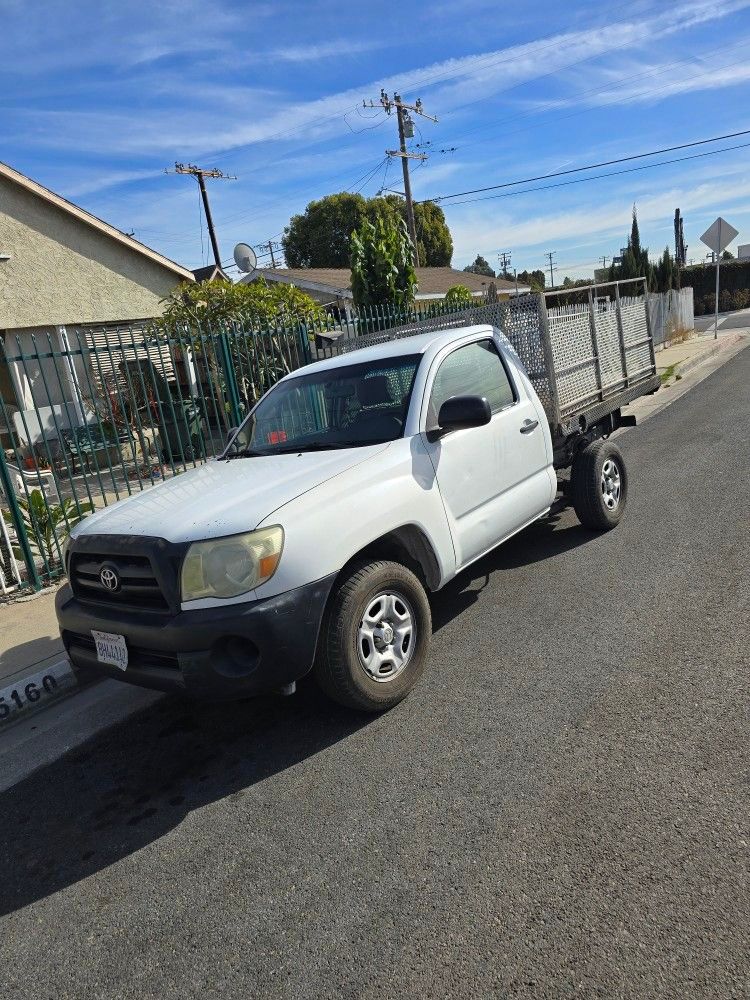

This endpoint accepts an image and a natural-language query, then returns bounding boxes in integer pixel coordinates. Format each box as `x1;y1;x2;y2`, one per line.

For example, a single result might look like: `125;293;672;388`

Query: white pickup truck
57;312;658;711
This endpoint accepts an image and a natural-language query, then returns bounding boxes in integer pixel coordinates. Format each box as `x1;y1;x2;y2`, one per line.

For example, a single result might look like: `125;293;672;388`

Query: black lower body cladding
56;574;337;701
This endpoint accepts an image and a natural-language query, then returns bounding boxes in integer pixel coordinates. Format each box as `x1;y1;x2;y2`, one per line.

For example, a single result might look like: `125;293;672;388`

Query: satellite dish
233;242;258;275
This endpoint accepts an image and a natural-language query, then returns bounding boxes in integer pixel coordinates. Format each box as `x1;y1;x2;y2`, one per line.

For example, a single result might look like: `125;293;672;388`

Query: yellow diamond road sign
700;217;739;255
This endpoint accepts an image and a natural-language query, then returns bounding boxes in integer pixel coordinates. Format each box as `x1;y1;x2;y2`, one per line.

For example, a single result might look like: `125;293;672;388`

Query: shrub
444;284;474;307
719;288;733;312
730;288;749;310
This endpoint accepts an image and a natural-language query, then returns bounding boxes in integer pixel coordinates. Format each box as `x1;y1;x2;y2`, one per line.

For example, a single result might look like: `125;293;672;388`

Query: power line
420;130;750;205
430;139;750;208
166;163;236;268
498;250;512;276
425;128;750;204
544;251;557;290
366;90;438;265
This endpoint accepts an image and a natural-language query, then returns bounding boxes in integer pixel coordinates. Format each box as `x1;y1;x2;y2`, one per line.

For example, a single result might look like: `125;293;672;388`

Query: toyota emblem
99;566;120;592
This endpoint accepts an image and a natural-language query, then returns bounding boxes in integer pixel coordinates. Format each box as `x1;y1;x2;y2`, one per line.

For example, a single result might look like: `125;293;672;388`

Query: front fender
253;438;455;599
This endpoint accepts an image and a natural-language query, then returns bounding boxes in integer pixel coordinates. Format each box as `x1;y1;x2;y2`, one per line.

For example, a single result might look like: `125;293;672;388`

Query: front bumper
56;574;337;700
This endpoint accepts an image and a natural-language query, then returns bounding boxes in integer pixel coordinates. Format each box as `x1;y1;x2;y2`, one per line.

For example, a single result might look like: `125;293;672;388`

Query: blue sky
2;0;750;280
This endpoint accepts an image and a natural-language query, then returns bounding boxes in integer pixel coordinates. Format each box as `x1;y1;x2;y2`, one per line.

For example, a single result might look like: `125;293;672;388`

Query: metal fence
0;300;484;594
647;287;694;347
0;284;653;595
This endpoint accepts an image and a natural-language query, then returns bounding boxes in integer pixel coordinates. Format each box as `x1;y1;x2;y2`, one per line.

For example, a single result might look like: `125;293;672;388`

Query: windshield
226;354;422;456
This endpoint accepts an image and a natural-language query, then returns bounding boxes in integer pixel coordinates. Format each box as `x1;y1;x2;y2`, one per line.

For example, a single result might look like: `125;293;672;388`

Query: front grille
70;552;169;611
63;631;180;671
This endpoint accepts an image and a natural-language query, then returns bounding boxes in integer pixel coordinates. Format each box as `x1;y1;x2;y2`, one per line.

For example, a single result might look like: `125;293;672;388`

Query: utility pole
167;163;236;269
498;250;512;277
599;255;609;269
256;240;282;268
366;90;437;266
544;251;557;290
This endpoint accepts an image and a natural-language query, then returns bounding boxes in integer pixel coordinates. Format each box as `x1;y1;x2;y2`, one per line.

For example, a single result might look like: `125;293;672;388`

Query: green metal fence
0;298;485;594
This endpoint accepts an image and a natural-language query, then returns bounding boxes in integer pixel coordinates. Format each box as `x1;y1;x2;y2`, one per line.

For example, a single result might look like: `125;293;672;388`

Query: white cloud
7;0;748;160
446;167;750;268
269;40;384;62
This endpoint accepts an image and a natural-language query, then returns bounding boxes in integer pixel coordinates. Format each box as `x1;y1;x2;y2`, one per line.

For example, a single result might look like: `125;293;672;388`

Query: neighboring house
241;266;529;308
0;160;193;419
191;264;231;282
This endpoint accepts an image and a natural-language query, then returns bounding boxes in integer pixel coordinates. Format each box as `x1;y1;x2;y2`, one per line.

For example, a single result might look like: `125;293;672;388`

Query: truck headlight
181;527;284;601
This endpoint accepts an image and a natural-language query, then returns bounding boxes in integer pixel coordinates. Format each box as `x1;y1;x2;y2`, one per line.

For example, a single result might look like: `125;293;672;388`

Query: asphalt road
694;307;750;333
1;350;748;1000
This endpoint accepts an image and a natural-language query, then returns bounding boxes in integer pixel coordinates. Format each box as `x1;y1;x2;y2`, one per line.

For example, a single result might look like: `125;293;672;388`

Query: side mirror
433;395;491;437
226;427;238;446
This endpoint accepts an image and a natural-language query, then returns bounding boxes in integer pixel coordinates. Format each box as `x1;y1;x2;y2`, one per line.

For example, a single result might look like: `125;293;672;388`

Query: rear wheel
314;560;432;711
571;439;627;530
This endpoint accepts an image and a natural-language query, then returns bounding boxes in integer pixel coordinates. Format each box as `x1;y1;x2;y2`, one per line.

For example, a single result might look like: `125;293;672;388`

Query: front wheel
571;439;628;530
314;560;432;711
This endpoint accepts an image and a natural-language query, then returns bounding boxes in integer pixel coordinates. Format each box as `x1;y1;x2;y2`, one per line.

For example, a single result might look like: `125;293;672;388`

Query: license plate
91;630;128;671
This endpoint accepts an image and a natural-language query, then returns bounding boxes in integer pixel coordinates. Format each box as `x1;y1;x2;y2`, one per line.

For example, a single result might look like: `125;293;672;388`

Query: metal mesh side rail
333;298;554;417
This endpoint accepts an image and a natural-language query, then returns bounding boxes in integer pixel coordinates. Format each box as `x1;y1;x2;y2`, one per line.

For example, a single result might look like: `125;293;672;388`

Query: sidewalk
654;326;746;385
0;322;747;740
0;586;77;727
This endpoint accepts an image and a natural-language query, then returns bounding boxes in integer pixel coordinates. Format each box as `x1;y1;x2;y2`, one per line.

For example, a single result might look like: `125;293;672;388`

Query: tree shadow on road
0;680;372;916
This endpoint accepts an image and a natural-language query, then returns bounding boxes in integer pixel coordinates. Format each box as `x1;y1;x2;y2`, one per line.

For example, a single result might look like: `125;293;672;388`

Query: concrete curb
0;653;79;733
671;332;743;380
0;679;162;793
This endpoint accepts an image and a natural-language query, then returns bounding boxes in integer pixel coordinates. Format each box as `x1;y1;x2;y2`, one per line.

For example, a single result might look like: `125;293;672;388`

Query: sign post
700;217;739;339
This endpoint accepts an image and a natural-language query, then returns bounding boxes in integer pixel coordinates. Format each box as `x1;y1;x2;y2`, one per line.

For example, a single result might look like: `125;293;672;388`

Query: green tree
152;278;323;333
283;192;370;268
445;284;473;306
655;246;675;293
282;192;453;268
612;205;655;288
413;199;453;266
722;249;734;260
148;280;325;426
516;268;546;291
464;255;496;277
350;217;417;309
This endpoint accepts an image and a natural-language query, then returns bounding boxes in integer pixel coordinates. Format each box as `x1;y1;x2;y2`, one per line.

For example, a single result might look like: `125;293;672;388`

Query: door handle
520;419;539;434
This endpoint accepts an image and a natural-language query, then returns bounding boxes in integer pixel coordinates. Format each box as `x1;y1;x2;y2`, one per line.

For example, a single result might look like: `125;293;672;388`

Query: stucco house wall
0;174;181;330
0;164;193;421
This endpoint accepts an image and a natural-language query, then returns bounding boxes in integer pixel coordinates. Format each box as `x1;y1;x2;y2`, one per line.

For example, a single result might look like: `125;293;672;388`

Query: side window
429;340;515;420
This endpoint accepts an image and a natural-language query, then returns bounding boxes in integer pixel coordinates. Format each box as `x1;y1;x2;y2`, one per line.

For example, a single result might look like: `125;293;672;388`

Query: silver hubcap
601;458;622;510
357;591;416;683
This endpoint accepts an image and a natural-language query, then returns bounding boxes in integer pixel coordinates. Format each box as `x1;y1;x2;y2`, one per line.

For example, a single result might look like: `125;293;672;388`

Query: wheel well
338;527;441;592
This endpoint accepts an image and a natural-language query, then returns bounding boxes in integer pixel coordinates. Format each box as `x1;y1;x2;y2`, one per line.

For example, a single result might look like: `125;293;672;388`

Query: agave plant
2;490;94;570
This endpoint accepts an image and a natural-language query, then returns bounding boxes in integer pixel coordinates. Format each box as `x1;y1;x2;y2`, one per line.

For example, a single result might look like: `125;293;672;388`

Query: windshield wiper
272;441;343;453
224;448;268;460
278;439;393;453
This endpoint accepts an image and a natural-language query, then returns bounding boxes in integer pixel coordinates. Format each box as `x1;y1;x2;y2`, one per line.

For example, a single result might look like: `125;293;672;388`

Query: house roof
192;264;230;282
0;160;194;281
242;266;527;298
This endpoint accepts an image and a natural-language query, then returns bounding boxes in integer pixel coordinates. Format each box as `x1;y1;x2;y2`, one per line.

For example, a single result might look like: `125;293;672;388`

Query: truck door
420;338;551;568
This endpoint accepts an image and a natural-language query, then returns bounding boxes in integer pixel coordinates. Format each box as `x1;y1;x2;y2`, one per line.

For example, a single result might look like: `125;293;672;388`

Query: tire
314;560;432;712
571;439;627;530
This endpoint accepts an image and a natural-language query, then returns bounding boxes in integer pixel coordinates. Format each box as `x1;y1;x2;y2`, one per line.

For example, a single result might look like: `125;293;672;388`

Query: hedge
681;258;750;299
